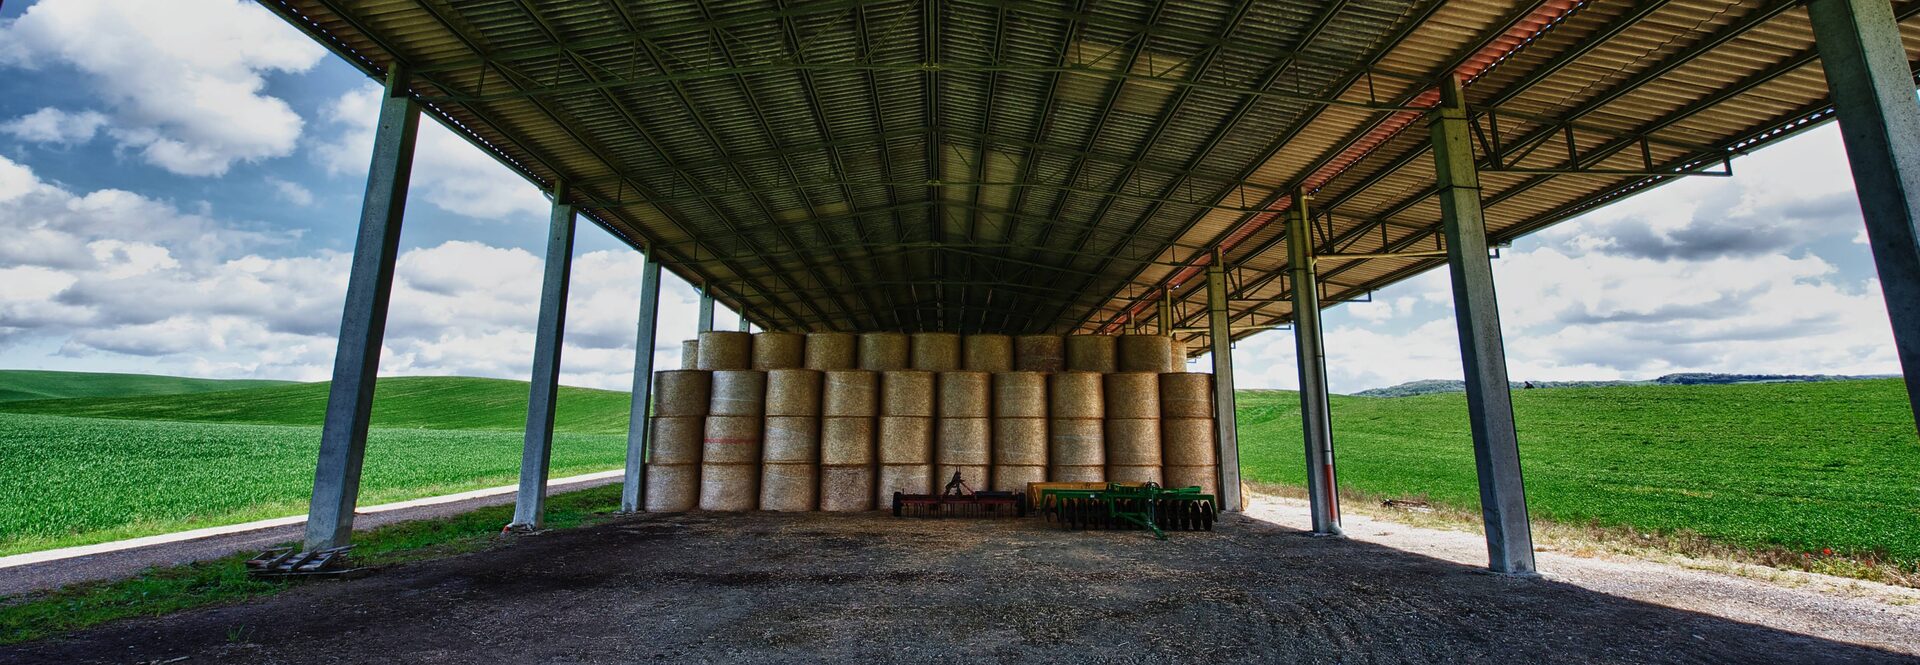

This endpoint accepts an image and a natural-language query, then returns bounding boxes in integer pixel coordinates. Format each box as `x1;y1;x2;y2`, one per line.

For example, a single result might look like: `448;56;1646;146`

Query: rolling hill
0;370;292;403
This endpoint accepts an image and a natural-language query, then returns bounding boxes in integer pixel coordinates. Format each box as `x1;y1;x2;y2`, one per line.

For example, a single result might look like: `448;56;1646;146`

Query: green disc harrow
1040;483;1217;540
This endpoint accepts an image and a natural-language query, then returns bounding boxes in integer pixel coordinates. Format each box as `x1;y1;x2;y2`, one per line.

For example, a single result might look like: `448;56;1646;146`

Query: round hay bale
820;416;875;465
910;332;962;371
1104;418;1162;466
680;340;700;369
858;332;910;371
877;464;933;503
1162;465;1218;495
644;464;698;512
1013;335;1065;372
991;417;1047;466
758;463;817;512
876;416;932;464
762;415;819;464
819;466;875;512
652;370;712;417
1105;465;1163;485
880;370;935;417
1048;372;1104;420
1050;465;1105;483
962;334;1013;372
991;464;1046;493
1103;373;1161;419
764;369;822;417
708;370;767;416
937;371;990;418
1161;417;1217;466
696;331;751;370
1170;339;1189;368
804;332;858;370
936;417;990;466
1158;373;1214;418
936;465;991;490
991;372;1047;418
1048;417;1104;469
698;463;758;511
701;415;762;464
822;370;878;417
751;332;805;370
1116;334;1174;373
648;415;705;465
1065;334;1117;372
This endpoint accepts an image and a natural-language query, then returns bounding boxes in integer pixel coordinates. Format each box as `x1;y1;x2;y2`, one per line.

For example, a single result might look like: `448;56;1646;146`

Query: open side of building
259;0;1920;576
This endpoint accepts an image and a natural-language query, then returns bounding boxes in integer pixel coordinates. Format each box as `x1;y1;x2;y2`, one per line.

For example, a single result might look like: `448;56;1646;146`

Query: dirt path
4;497;1916;664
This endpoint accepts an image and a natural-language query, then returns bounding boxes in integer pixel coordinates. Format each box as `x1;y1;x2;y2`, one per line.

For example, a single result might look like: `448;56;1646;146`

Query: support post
697;290;716;332
1287;189;1341;536
510;183;578;530
1207;252;1244;512
1809;0;1920;428
1158;290;1175;336
620;252;663;513
1431;74;1535;575
738;310;751;332
304;67;418;552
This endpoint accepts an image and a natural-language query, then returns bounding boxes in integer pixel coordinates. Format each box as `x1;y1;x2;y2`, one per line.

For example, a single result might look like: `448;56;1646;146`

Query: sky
0;0;1900;394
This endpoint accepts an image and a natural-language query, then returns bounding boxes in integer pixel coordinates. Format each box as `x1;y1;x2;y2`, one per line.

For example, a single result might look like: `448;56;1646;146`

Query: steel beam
1431;75;1534;575
303;67;418;552
698;290;715;332
1809;0;1920;429
1287;190;1341;536
1206;253;1244;512
510;184;578;530
621;252;663;513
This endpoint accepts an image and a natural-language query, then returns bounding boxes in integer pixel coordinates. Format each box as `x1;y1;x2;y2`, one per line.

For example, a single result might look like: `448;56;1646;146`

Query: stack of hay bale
638;329;1216;512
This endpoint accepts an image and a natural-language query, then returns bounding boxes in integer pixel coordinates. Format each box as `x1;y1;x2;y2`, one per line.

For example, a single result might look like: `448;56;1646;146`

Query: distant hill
0;374;632;434
1352;372;1894;398
0;370;293;403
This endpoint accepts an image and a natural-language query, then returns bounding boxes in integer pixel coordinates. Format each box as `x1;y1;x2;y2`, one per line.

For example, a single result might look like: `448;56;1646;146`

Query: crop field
2;370;1915;573
0;375;629;557
1237;379;1920;568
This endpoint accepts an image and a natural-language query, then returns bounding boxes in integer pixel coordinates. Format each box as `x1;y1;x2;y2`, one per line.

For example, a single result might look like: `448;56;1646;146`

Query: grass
1236;379;1920;573
0;375;632;557
0;370;290;403
0;484;625;645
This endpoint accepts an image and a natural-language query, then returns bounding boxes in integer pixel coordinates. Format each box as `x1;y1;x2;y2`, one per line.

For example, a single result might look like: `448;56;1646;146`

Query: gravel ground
4;496;1917;664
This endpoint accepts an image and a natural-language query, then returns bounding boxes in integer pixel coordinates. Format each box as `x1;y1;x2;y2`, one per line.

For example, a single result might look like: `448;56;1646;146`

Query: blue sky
0;0;1900;393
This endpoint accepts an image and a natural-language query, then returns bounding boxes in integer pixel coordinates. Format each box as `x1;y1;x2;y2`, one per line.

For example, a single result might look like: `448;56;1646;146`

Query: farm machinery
893;472;1028;518
1038;483;1217;540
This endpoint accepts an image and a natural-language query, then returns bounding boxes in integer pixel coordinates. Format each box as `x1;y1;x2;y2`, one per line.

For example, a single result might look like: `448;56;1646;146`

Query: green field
0;375;631;557
1238;379;1920;567
1;370;1915;573
0;370;290;403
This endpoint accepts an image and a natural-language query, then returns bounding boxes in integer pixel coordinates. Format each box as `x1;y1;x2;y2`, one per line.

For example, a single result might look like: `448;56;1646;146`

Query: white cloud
0;0;324;175
1;107;108;144
315;84;551;221
0;152;706;387
267;177;315;206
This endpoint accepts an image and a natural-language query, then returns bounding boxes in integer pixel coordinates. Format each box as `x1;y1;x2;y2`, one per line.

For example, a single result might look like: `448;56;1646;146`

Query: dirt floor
5;498;1919;664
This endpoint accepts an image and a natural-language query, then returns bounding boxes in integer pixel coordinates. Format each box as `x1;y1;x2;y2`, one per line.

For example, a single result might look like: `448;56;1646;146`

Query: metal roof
260;0;1920;352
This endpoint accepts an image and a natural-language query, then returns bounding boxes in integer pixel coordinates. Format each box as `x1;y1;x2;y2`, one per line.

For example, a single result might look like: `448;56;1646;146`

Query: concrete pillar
621;252;663;513
1809;0;1920;428
697;290;716;332
510;183;578;530
303;67;418;552
1431;74;1535;575
1206;252;1244;512
1287;190;1341;536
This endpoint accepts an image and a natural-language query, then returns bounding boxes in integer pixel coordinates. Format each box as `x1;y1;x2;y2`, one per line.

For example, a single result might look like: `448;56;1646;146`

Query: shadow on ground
2;510;1911;664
